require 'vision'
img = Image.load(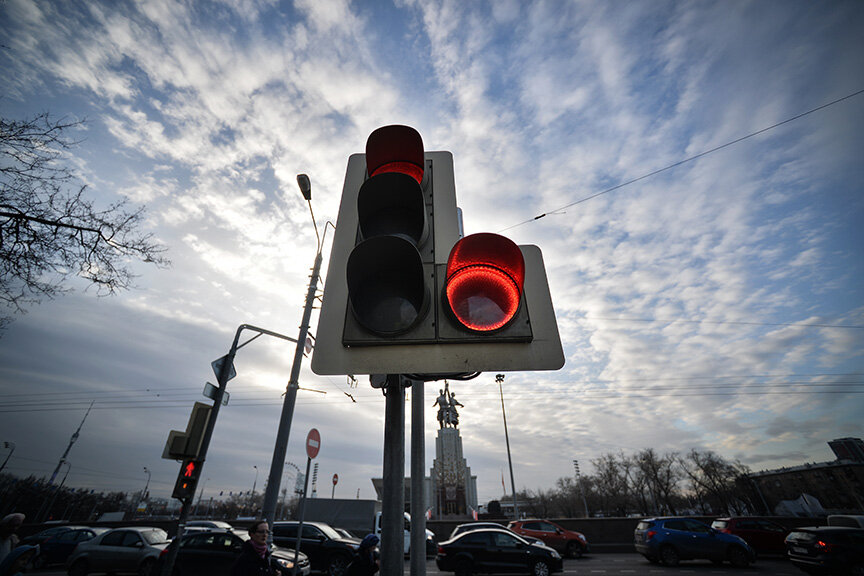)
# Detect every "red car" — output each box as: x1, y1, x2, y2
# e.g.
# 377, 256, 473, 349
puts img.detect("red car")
507, 519, 589, 558
711, 517, 789, 555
